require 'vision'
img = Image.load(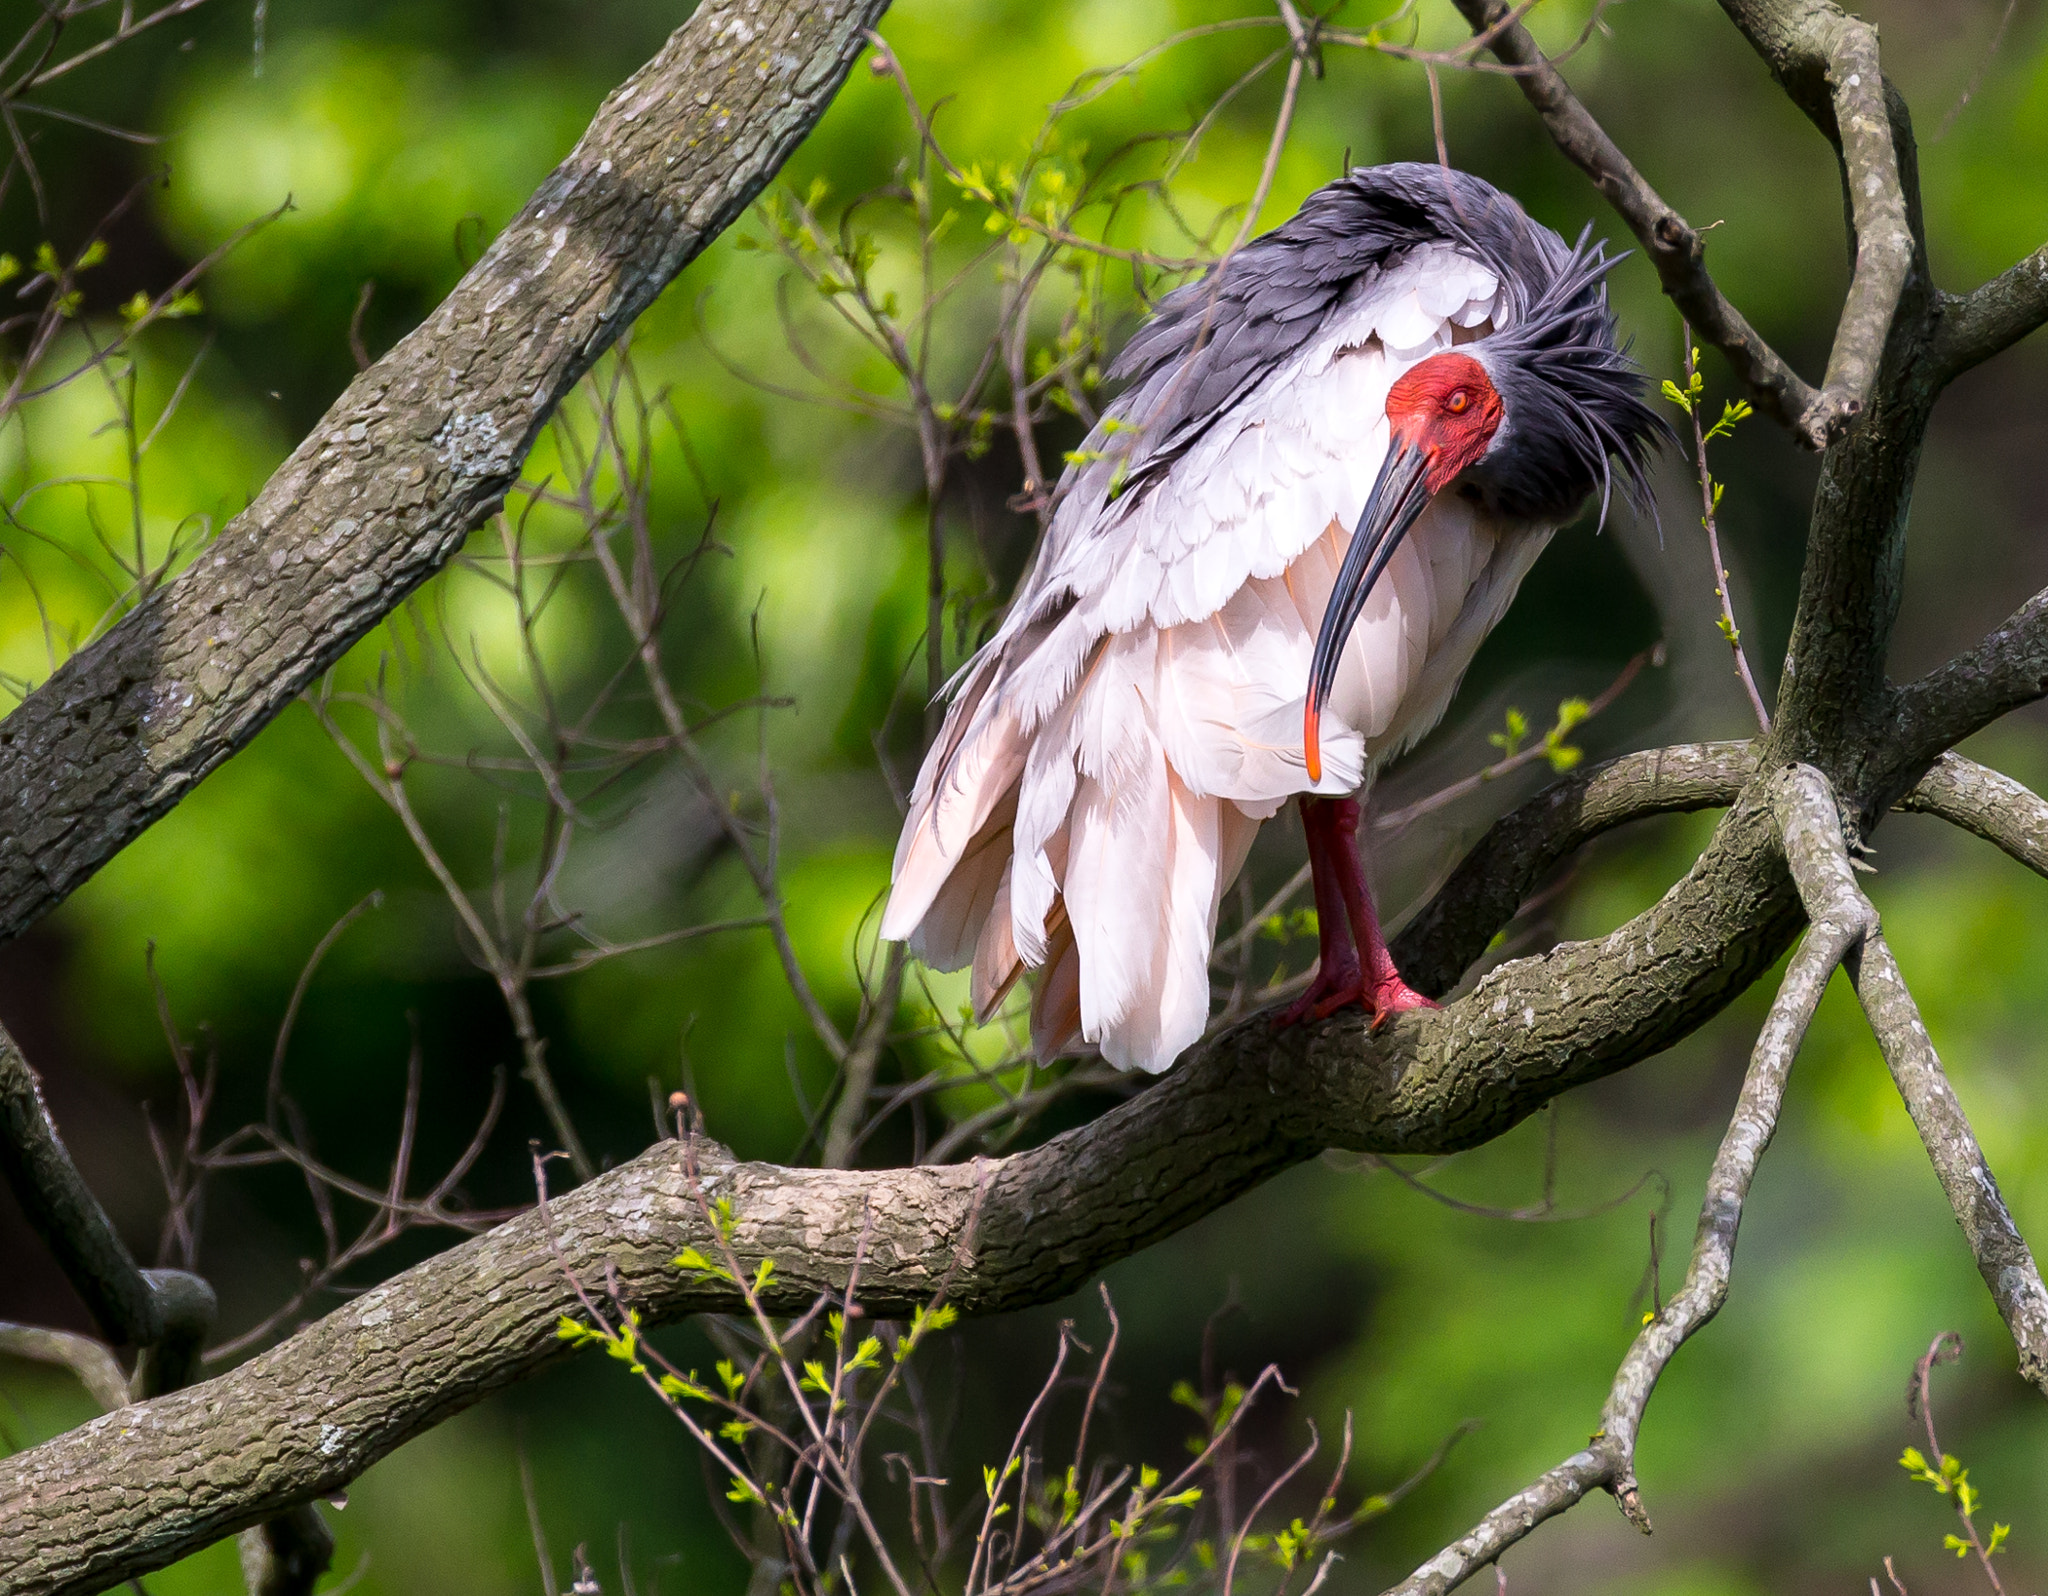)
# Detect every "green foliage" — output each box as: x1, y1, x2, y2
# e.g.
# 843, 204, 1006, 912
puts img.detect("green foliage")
1488, 698, 1591, 772
1901, 1445, 2012, 1567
